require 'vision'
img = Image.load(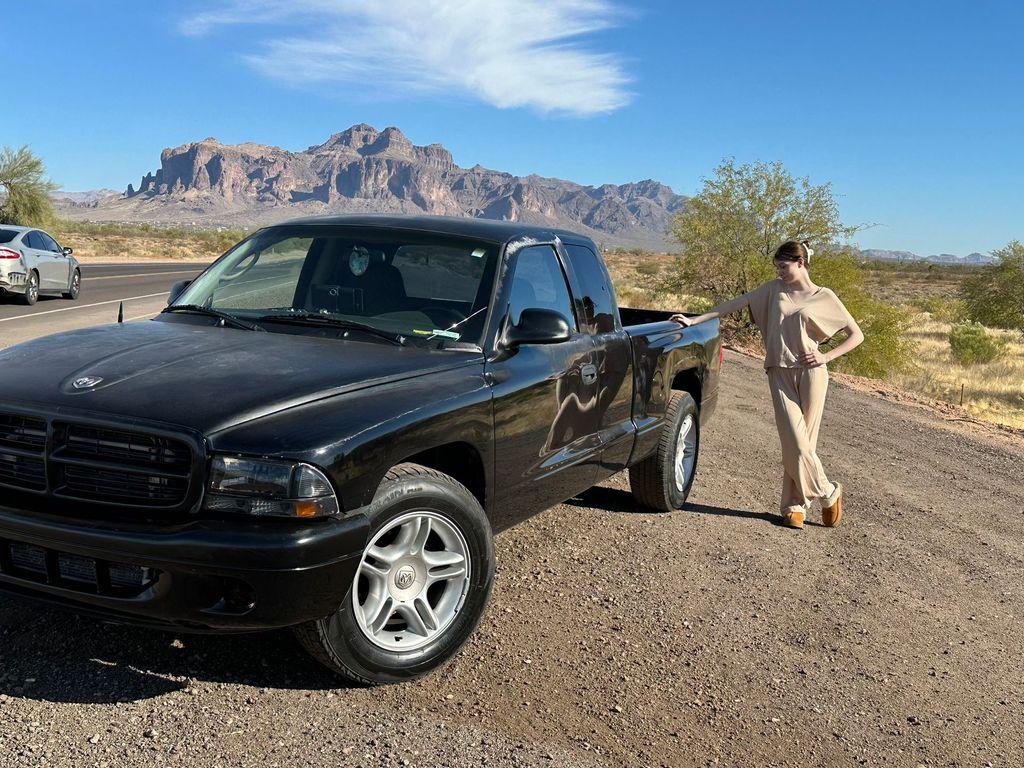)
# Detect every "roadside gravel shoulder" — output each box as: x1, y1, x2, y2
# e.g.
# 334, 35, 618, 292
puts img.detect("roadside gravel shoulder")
1, 350, 1021, 767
